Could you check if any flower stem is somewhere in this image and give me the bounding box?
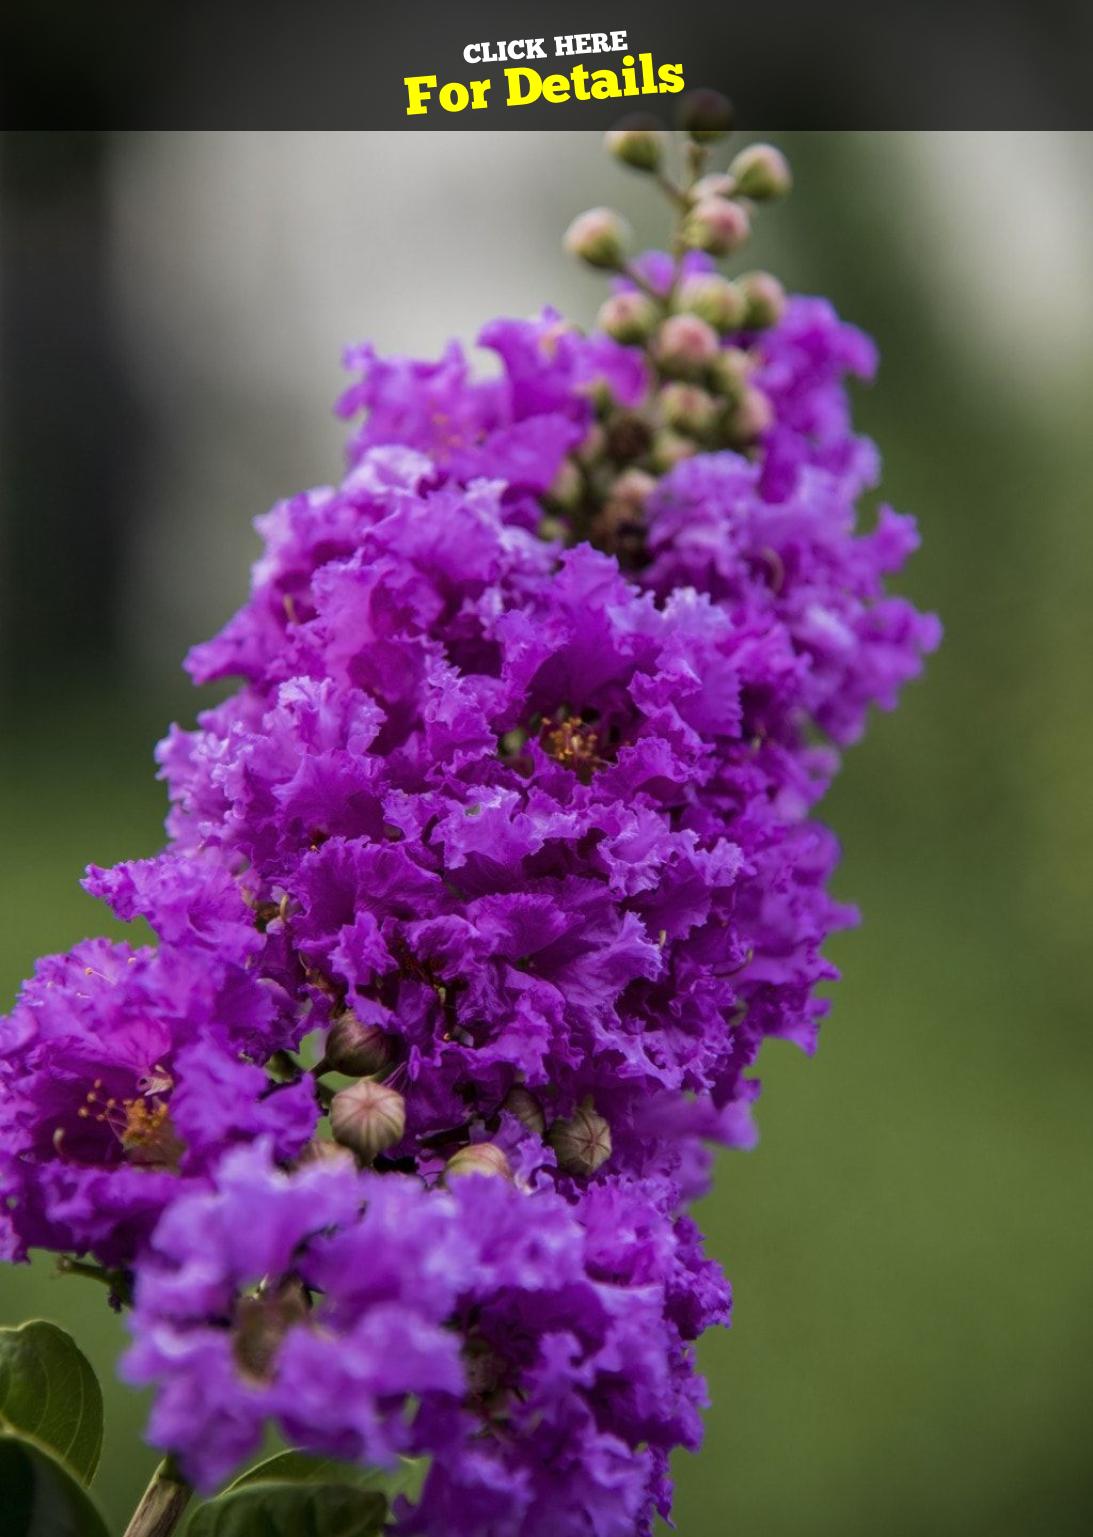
[123,1457,192,1537]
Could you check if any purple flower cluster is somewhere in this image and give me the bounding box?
[0,215,936,1532]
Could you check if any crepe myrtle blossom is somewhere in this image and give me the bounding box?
[123,1141,729,1537]
[0,130,936,1537]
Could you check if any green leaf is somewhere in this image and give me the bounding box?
[229,1450,427,1505]
[0,1320,104,1484]
[0,1429,110,1537]
[186,1480,388,1537]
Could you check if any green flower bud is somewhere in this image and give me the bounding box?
[330,1078,406,1161]
[563,207,630,270]
[726,385,774,446]
[597,290,659,345]
[658,382,718,435]
[708,346,755,400]
[323,1010,394,1077]
[445,1142,513,1181]
[676,273,748,333]
[501,1085,546,1137]
[549,1099,612,1176]
[655,313,721,375]
[690,171,736,202]
[681,198,751,257]
[650,429,699,473]
[739,270,787,328]
[729,143,793,201]
[547,457,583,512]
[294,1136,356,1170]
[605,124,665,173]
[679,89,735,143]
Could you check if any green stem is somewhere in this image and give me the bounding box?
[123,1456,192,1537]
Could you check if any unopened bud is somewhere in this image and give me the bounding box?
[676,274,748,333]
[597,290,659,345]
[727,386,774,445]
[739,271,787,329]
[295,1136,356,1170]
[729,143,793,201]
[658,382,718,435]
[691,172,736,202]
[563,207,630,270]
[324,1011,394,1078]
[682,198,751,257]
[330,1078,405,1161]
[679,89,735,143]
[655,313,721,375]
[576,423,607,466]
[708,346,754,400]
[605,125,665,173]
[549,1100,613,1176]
[651,430,699,473]
[446,1142,513,1181]
[501,1086,546,1138]
[607,468,657,515]
[547,457,583,512]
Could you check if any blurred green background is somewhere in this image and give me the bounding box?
[2,132,1092,1535]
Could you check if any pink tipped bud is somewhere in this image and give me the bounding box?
[330,1078,406,1161]
[445,1142,513,1181]
[727,385,774,445]
[691,172,736,202]
[548,1100,613,1176]
[676,274,748,334]
[739,271,787,329]
[295,1136,357,1170]
[324,1010,394,1077]
[608,468,657,514]
[682,198,751,257]
[679,89,735,143]
[729,143,793,202]
[597,290,659,345]
[605,125,665,173]
[501,1086,547,1138]
[658,382,718,435]
[655,313,721,375]
[563,207,630,270]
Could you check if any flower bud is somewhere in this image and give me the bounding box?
[605,125,665,173]
[597,290,659,345]
[330,1078,405,1161]
[691,172,736,202]
[679,89,735,142]
[682,198,751,257]
[501,1085,546,1138]
[295,1136,356,1170]
[549,1100,612,1176]
[654,313,720,375]
[658,382,718,435]
[676,274,748,333]
[575,423,607,466]
[708,346,754,400]
[563,207,630,270]
[729,143,793,201]
[650,430,698,474]
[726,386,774,446]
[547,457,583,512]
[606,468,657,515]
[323,1010,394,1077]
[739,271,787,329]
[446,1142,513,1181]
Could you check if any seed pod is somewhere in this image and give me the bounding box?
[446,1142,513,1181]
[681,198,751,257]
[324,1010,393,1077]
[330,1078,406,1161]
[563,207,630,270]
[500,1085,546,1138]
[549,1100,612,1176]
[729,143,793,202]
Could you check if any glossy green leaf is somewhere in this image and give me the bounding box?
[186,1480,388,1537]
[228,1449,427,1506]
[0,1429,110,1537]
[0,1320,103,1484]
